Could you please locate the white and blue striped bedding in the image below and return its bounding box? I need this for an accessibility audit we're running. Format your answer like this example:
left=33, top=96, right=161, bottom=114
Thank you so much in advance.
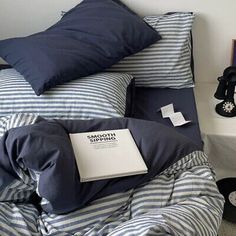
left=0, top=69, right=133, bottom=119
left=109, top=12, right=194, bottom=88
left=0, top=114, right=224, bottom=236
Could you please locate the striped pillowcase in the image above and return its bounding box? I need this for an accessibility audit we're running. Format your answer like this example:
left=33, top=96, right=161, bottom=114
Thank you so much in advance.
left=0, top=69, right=133, bottom=120
left=108, top=12, right=195, bottom=88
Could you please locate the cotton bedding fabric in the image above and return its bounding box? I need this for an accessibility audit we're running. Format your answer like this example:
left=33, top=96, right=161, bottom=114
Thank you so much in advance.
left=0, top=0, right=160, bottom=95
left=109, top=12, right=194, bottom=89
left=0, top=114, right=224, bottom=236
left=0, top=69, right=134, bottom=119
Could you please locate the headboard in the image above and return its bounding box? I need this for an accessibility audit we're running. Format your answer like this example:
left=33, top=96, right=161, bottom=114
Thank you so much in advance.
left=0, top=0, right=235, bottom=83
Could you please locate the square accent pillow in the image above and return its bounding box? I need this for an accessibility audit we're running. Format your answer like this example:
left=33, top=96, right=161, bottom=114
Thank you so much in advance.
left=108, top=12, right=195, bottom=88
left=0, top=68, right=134, bottom=120
left=0, top=0, right=160, bottom=95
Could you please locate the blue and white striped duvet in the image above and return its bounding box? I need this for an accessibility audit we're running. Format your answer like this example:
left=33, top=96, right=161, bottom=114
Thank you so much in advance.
left=0, top=114, right=224, bottom=236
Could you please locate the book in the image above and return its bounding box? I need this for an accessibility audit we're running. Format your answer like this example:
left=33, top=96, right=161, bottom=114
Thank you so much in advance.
left=69, top=129, right=148, bottom=182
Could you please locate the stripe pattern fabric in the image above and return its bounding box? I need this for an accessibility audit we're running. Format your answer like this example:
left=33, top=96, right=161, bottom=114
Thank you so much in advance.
left=0, top=114, right=224, bottom=236
left=0, top=113, right=38, bottom=137
left=0, top=69, right=133, bottom=120
left=108, top=12, right=195, bottom=88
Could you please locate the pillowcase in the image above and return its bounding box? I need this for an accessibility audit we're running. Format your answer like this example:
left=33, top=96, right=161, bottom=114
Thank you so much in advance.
left=0, top=68, right=134, bottom=119
left=0, top=0, right=160, bottom=95
left=108, top=12, right=195, bottom=88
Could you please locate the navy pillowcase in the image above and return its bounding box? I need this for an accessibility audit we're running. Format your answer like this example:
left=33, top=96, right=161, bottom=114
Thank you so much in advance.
left=0, top=0, right=161, bottom=95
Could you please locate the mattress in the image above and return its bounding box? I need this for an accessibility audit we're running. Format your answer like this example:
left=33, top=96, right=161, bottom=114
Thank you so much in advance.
left=133, top=87, right=203, bottom=149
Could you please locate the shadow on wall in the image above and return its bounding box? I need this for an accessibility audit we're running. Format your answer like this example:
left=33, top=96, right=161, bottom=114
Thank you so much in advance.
left=193, top=12, right=232, bottom=83
left=193, top=13, right=220, bottom=83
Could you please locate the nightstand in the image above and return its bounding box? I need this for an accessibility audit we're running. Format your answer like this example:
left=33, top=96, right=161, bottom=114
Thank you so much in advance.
left=194, top=83, right=236, bottom=180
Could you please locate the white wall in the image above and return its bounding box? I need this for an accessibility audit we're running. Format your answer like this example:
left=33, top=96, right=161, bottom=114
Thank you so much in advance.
left=0, top=0, right=236, bottom=83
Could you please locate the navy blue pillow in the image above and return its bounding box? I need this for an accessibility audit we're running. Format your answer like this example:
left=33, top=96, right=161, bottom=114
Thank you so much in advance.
left=0, top=0, right=161, bottom=95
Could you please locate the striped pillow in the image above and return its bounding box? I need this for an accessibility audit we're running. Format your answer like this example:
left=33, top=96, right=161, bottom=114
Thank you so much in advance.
left=108, top=12, right=194, bottom=88
left=0, top=69, right=133, bottom=120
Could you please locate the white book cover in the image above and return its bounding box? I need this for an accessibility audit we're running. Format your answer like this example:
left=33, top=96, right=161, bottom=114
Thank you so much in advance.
left=69, top=129, right=148, bottom=182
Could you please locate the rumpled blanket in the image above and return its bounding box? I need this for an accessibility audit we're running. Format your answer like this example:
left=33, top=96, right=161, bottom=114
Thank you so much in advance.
left=0, top=114, right=224, bottom=236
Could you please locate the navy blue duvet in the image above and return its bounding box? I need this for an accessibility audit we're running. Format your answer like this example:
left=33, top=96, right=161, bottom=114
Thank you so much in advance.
left=0, top=117, right=199, bottom=214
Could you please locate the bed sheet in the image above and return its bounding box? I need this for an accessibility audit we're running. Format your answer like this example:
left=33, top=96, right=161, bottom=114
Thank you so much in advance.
left=133, top=87, right=203, bottom=149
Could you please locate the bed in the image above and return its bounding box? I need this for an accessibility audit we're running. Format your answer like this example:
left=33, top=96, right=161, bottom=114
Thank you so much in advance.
left=0, top=0, right=224, bottom=235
